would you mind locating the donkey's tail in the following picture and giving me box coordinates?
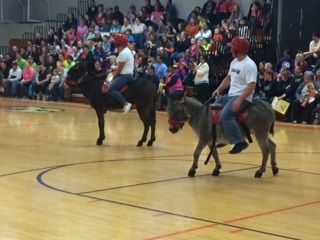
[204,141,214,165]
[269,121,275,136]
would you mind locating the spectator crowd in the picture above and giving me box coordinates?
[0,0,319,124]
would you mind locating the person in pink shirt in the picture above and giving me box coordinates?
[17,57,36,98]
[77,19,89,41]
[150,5,163,23]
[66,28,77,45]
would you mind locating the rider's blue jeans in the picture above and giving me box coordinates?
[214,94,250,144]
[108,74,134,106]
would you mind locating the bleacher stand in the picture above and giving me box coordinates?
[1,0,319,124]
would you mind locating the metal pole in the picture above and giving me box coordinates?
[27,0,30,22]
[45,0,51,20]
[0,0,3,22]
[277,0,283,60]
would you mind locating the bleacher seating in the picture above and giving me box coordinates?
[0,46,10,56]
[34,25,47,39]
[68,7,79,18]
[9,39,27,49]
[22,32,34,40]
[78,0,89,17]
[3,0,280,104]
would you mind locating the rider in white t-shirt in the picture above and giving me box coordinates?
[212,37,257,154]
[107,34,134,114]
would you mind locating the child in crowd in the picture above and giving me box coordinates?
[300,82,318,107]
[47,68,61,101]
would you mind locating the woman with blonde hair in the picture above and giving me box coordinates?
[193,55,210,103]
[194,20,212,41]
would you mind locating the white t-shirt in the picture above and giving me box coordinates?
[309,40,320,57]
[8,67,22,81]
[117,47,134,75]
[228,56,257,101]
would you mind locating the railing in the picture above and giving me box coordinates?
[68,7,78,18]
[9,39,27,49]
[34,25,46,39]
[78,0,89,17]
[0,46,10,55]
[56,13,67,29]
[22,32,34,40]
[45,19,57,32]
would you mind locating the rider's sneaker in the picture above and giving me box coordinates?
[229,141,248,154]
[123,103,132,115]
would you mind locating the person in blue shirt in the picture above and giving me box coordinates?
[153,55,167,81]
[276,49,294,73]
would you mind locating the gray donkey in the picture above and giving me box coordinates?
[166,97,278,178]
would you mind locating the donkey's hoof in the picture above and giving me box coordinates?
[255,171,263,178]
[188,169,196,177]
[136,141,144,147]
[96,139,103,146]
[212,169,220,176]
[147,141,153,147]
[272,167,279,176]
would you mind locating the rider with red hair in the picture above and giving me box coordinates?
[212,36,257,154]
[108,34,134,114]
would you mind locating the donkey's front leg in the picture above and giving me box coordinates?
[188,141,206,177]
[95,108,105,146]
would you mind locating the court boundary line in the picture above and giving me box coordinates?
[1,152,320,179]
[0,154,314,240]
[36,165,302,240]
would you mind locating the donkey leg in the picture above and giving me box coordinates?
[255,133,270,178]
[95,108,105,146]
[189,141,206,177]
[136,106,149,147]
[210,147,222,176]
[147,106,156,147]
[137,121,149,147]
[268,138,279,176]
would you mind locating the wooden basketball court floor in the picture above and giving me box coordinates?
[0,98,319,240]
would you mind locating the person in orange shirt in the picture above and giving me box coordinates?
[185,16,200,38]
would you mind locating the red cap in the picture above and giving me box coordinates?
[228,37,250,55]
[113,34,128,48]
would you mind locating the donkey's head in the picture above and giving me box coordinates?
[166,97,189,134]
[66,62,88,88]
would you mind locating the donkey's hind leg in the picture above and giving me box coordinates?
[210,147,222,176]
[255,132,270,178]
[136,105,150,147]
[268,138,279,176]
[147,104,156,147]
[95,108,105,146]
[189,141,206,177]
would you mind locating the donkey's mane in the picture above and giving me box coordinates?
[184,97,204,116]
